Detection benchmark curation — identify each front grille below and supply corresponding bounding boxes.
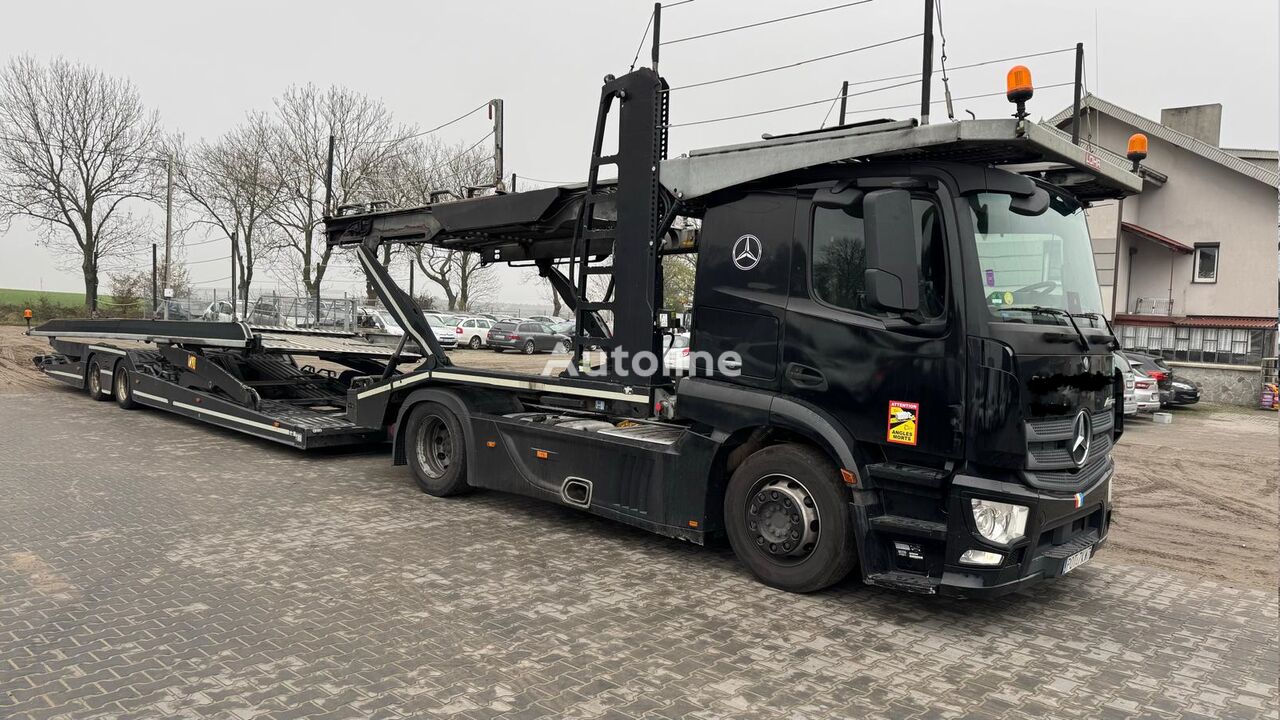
[1023,453,1112,492]
[1024,410,1115,471]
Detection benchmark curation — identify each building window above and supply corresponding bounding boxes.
[1192,244,1219,283]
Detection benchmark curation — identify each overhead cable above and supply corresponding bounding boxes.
[661,0,874,46]
[666,33,921,92]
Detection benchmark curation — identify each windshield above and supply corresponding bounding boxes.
[424,316,443,327]
[967,190,1104,323]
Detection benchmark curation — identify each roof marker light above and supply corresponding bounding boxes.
[1006,65,1034,120]
[1127,133,1149,172]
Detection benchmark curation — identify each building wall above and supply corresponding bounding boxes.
[1168,361,1263,407]
[1083,112,1278,320]
[1084,200,1121,316]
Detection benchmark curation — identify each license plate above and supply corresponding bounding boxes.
[1062,546,1093,574]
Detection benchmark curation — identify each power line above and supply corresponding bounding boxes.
[840,47,1075,91]
[842,80,1075,118]
[666,33,921,92]
[355,101,490,145]
[668,77,920,128]
[629,8,656,72]
[186,254,232,265]
[661,0,875,46]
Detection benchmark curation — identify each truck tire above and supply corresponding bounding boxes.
[86,358,109,401]
[113,364,139,409]
[724,444,857,593]
[404,402,470,497]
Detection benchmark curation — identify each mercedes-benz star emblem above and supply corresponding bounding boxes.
[732,234,762,271]
[1070,410,1093,467]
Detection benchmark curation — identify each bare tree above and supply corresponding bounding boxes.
[170,112,286,312]
[269,85,411,304]
[0,56,161,310]
[385,138,499,312]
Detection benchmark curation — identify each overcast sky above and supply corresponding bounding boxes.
[1,0,1276,307]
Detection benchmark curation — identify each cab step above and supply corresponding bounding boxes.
[869,515,947,541]
[865,571,939,595]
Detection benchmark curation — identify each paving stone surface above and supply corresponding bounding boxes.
[0,389,1276,719]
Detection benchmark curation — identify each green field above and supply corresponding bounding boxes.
[0,288,99,307]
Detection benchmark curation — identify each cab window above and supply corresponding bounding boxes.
[811,196,946,319]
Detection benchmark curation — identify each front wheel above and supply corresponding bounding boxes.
[113,365,138,409]
[724,444,857,593]
[404,402,470,497]
[86,359,108,401]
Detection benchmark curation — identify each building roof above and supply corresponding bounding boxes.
[1223,148,1279,161]
[1115,313,1278,330]
[1048,95,1280,187]
[1120,221,1192,254]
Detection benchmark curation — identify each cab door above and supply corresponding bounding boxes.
[783,180,965,461]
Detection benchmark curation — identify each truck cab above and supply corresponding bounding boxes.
[680,160,1118,595]
[324,67,1142,597]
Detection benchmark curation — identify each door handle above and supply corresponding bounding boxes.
[785,363,827,388]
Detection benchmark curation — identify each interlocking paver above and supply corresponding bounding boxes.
[0,389,1277,719]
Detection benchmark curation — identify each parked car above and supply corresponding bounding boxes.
[664,333,691,374]
[152,301,191,320]
[1132,367,1161,413]
[472,312,498,321]
[527,315,562,324]
[201,300,236,322]
[424,315,457,349]
[454,316,495,349]
[486,320,569,354]
[551,319,575,335]
[1124,351,1172,390]
[358,308,405,337]
[1113,351,1137,415]
[1167,376,1201,406]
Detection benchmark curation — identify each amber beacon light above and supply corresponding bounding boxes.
[1006,65,1034,119]
[1126,133,1149,171]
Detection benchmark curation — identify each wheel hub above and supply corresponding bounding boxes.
[415,416,452,478]
[747,476,819,559]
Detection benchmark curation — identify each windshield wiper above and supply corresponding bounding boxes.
[1072,311,1120,350]
[1001,305,1090,351]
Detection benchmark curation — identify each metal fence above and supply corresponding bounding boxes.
[1116,323,1278,366]
[151,293,359,331]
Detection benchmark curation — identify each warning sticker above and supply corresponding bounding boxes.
[187,355,197,371]
[886,400,919,446]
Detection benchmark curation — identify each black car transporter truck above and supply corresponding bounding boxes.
[33,62,1147,596]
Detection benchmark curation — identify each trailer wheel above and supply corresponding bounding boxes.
[405,402,470,497]
[85,358,109,401]
[724,444,857,593]
[113,365,139,409]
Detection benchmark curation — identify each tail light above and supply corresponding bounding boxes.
[1148,371,1167,381]
[681,348,690,356]
[455,326,463,334]
[509,334,520,340]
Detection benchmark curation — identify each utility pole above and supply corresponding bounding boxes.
[230,231,238,322]
[838,80,849,126]
[163,154,173,320]
[1071,42,1085,145]
[919,0,934,125]
[151,243,158,316]
[491,99,505,191]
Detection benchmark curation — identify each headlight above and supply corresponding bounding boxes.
[970,499,1029,545]
[1173,382,1191,390]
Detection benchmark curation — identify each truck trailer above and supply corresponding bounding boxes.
[316,61,1146,597]
[32,54,1147,597]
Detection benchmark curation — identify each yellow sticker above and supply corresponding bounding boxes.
[887,400,919,446]
[1003,291,1015,306]
[187,355,197,371]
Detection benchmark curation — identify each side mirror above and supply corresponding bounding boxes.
[863,189,920,313]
